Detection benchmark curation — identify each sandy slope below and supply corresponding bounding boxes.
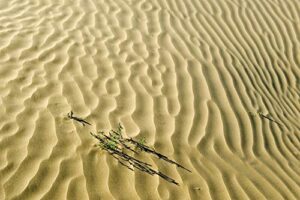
[0,0,300,199]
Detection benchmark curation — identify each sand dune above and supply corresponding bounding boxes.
[0,0,299,199]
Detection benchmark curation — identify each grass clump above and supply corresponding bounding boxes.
[138,136,147,146]
[67,112,191,185]
[90,123,191,185]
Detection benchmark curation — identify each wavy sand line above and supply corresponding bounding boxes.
[0,0,300,199]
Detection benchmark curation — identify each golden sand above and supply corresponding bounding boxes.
[0,0,300,199]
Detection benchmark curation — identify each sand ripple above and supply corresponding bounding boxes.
[0,0,300,199]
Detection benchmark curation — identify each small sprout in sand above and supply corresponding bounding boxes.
[136,136,147,151]
[67,111,91,126]
[104,139,118,150]
[90,123,191,185]
[248,111,283,126]
[257,112,282,126]
[138,136,147,145]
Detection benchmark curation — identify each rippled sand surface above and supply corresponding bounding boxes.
[0,0,300,199]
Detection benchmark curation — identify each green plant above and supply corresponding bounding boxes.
[105,140,117,150]
[138,136,147,145]
[90,123,191,186]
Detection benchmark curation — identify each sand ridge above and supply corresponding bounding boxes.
[0,0,300,199]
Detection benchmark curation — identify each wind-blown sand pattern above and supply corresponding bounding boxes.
[0,0,300,199]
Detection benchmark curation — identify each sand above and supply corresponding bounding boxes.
[0,0,300,199]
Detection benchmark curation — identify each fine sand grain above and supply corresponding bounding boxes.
[0,0,300,199]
